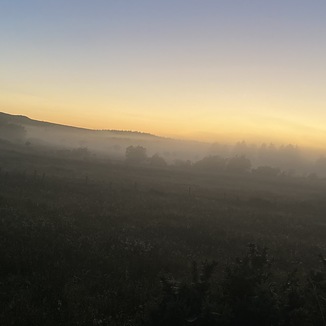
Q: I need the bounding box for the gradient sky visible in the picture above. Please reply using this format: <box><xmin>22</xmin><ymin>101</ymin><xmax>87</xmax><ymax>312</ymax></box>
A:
<box><xmin>1</xmin><ymin>1</ymin><xmax>326</xmax><ymax>147</ymax></box>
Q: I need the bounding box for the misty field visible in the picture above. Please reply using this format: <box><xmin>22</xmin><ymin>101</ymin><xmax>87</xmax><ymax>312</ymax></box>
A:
<box><xmin>1</xmin><ymin>145</ymin><xmax>326</xmax><ymax>325</ymax></box>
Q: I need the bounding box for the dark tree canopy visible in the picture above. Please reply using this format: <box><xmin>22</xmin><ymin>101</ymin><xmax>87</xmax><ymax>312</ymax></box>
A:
<box><xmin>226</xmin><ymin>155</ymin><xmax>252</xmax><ymax>174</ymax></box>
<box><xmin>125</xmin><ymin>145</ymin><xmax>147</xmax><ymax>164</ymax></box>
<box><xmin>149</xmin><ymin>153</ymin><xmax>167</xmax><ymax>167</ymax></box>
<box><xmin>193</xmin><ymin>155</ymin><xmax>226</xmax><ymax>172</ymax></box>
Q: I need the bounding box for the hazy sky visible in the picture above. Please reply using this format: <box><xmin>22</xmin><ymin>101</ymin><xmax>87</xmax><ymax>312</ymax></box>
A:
<box><xmin>1</xmin><ymin>1</ymin><xmax>326</xmax><ymax>147</ymax></box>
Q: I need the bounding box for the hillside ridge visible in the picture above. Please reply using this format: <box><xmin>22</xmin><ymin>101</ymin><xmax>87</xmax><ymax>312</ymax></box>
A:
<box><xmin>0</xmin><ymin>111</ymin><xmax>159</xmax><ymax>138</ymax></box>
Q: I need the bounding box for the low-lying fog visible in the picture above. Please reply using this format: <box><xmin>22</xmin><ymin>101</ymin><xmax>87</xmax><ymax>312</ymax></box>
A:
<box><xmin>2</xmin><ymin>112</ymin><xmax>326</xmax><ymax>177</ymax></box>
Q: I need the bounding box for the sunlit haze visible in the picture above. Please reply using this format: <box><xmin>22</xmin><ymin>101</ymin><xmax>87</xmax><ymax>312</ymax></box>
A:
<box><xmin>1</xmin><ymin>1</ymin><xmax>326</xmax><ymax>148</ymax></box>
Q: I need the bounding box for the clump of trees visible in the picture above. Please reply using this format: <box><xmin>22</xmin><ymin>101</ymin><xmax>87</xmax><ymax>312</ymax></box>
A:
<box><xmin>125</xmin><ymin>146</ymin><xmax>167</xmax><ymax>167</ymax></box>
<box><xmin>144</xmin><ymin>244</ymin><xmax>326</xmax><ymax>326</ymax></box>
<box><xmin>150</xmin><ymin>153</ymin><xmax>168</xmax><ymax>167</ymax></box>
<box><xmin>226</xmin><ymin>155</ymin><xmax>251</xmax><ymax>174</ymax></box>
<box><xmin>193</xmin><ymin>155</ymin><xmax>251</xmax><ymax>174</ymax></box>
<box><xmin>125</xmin><ymin>145</ymin><xmax>148</xmax><ymax>164</ymax></box>
<box><xmin>123</xmin><ymin>145</ymin><xmax>326</xmax><ymax>180</ymax></box>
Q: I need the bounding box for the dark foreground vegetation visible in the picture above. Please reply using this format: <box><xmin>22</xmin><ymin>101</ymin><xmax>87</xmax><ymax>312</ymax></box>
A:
<box><xmin>1</xmin><ymin>143</ymin><xmax>326</xmax><ymax>325</ymax></box>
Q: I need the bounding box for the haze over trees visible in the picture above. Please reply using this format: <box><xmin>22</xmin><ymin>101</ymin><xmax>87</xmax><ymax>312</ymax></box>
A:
<box><xmin>2</xmin><ymin>112</ymin><xmax>326</xmax><ymax>177</ymax></box>
<box><xmin>1</xmin><ymin>0</ymin><xmax>326</xmax><ymax>323</ymax></box>
<box><xmin>125</xmin><ymin>145</ymin><xmax>148</xmax><ymax>164</ymax></box>
<box><xmin>2</xmin><ymin>112</ymin><xmax>326</xmax><ymax>325</ymax></box>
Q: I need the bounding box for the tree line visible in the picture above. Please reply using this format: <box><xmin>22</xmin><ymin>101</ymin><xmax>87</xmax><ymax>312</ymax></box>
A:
<box><xmin>124</xmin><ymin>145</ymin><xmax>311</xmax><ymax>177</ymax></box>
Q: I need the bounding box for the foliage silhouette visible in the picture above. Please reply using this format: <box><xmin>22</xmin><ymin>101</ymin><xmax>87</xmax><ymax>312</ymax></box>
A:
<box><xmin>144</xmin><ymin>245</ymin><xmax>326</xmax><ymax>326</ymax></box>
<box><xmin>125</xmin><ymin>145</ymin><xmax>148</xmax><ymax>164</ymax></box>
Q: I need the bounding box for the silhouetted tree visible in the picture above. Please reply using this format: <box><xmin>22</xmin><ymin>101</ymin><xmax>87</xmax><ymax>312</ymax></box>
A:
<box><xmin>145</xmin><ymin>261</ymin><xmax>218</xmax><ymax>326</ymax></box>
<box><xmin>125</xmin><ymin>145</ymin><xmax>147</xmax><ymax>164</ymax></box>
<box><xmin>226</xmin><ymin>155</ymin><xmax>251</xmax><ymax>174</ymax></box>
<box><xmin>150</xmin><ymin>154</ymin><xmax>167</xmax><ymax>167</ymax></box>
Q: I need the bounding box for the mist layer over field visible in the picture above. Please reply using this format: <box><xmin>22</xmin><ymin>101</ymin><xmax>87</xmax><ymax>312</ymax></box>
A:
<box><xmin>1</xmin><ymin>1</ymin><xmax>326</xmax><ymax>324</ymax></box>
<box><xmin>1</xmin><ymin>116</ymin><xmax>326</xmax><ymax>325</ymax></box>
<box><xmin>2</xmin><ymin>112</ymin><xmax>326</xmax><ymax>178</ymax></box>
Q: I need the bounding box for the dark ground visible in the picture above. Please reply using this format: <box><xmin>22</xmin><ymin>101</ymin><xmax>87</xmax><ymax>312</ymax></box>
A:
<box><xmin>1</xmin><ymin>143</ymin><xmax>326</xmax><ymax>325</ymax></box>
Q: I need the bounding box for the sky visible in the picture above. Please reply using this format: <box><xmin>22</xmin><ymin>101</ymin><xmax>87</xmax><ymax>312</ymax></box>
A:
<box><xmin>1</xmin><ymin>1</ymin><xmax>326</xmax><ymax>147</ymax></box>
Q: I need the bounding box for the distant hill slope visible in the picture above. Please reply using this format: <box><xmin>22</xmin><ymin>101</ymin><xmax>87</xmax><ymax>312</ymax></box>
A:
<box><xmin>0</xmin><ymin>112</ymin><xmax>159</xmax><ymax>138</ymax></box>
<box><xmin>0</xmin><ymin>111</ymin><xmax>210</xmax><ymax>163</ymax></box>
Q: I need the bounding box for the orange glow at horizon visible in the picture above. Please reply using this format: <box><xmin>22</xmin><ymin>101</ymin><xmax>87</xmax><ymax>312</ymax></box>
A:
<box><xmin>1</xmin><ymin>1</ymin><xmax>326</xmax><ymax>151</ymax></box>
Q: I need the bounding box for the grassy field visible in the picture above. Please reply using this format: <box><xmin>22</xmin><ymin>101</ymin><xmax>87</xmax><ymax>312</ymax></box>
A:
<box><xmin>1</xmin><ymin>144</ymin><xmax>326</xmax><ymax>325</ymax></box>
